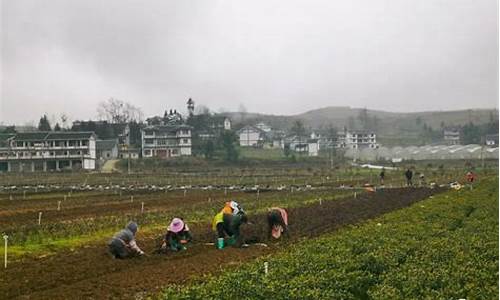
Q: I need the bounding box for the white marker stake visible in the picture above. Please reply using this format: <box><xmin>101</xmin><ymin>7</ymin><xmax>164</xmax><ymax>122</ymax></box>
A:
<box><xmin>141</xmin><ymin>202</ymin><xmax>144</xmax><ymax>214</ymax></box>
<box><xmin>264</xmin><ymin>262</ymin><xmax>269</xmax><ymax>275</ymax></box>
<box><xmin>23</xmin><ymin>191</ymin><xmax>26</xmax><ymax>199</ymax></box>
<box><xmin>319</xmin><ymin>198</ymin><xmax>322</xmax><ymax>205</ymax></box>
<box><xmin>131</xmin><ymin>196</ymin><xmax>134</xmax><ymax>203</ymax></box>
<box><xmin>257</xmin><ymin>189</ymin><xmax>260</xmax><ymax>200</ymax></box>
<box><xmin>57</xmin><ymin>201</ymin><xmax>61</xmax><ymax>211</ymax></box>
<box><xmin>3</xmin><ymin>235</ymin><xmax>8</xmax><ymax>268</ymax></box>
<box><xmin>224</xmin><ymin>187</ymin><xmax>227</xmax><ymax>195</ymax></box>
<box><xmin>9</xmin><ymin>194</ymin><xmax>13</xmax><ymax>201</ymax></box>
<box><xmin>64</xmin><ymin>195</ymin><xmax>67</xmax><ymax>201</ymax></box>
<box><xmin>184</xmin><ymin>189</ymin><xmax>187</xmax><ymax>197</ymax></box>
<box><xmin>354</xmin><ymin>192</ymin><xmax>357</xmax><ymax>199</ymax></box>
<box><xmin>38</xmin><ymin>212</ymin><xmax>42</xmax><ymax>225</ymax></box>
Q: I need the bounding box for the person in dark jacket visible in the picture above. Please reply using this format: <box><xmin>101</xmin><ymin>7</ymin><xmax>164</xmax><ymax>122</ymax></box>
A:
<box><xmin>108</xmin><ymin>221</ymin><xmax>144</xmax><ymax>259</ymax></box>
<box><xmin>404</xmin><ymin>169</ymin><xmax>413</xmax><ymax>186</ymax></box>
<box><xmin>160</xmin><ymin>217</ymin><xmax>192</xmax><ymax>252</ymax></box>
<box><xmin>379</xmin><ymin>168</ymin><xmax>385</xmax><ymax>185</ymax></box>
<box><xmin>267</xmin><ymin>207</ymin><xmax>289</xmax><ymax>239</ymax></box>
<box><xmin>212</xmin><ymin>212</ymin><xmax>248</xmax><ymax>249</ymax></box>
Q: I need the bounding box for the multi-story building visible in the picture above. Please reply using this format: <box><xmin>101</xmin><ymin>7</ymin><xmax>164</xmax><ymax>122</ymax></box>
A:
<box><xmin>0</xmin><ymin>132</ymin><xmax>96</xmax><ymax>172</ymax></box>
<box><xmin>141</xmin><ymin>125</ymin><xmax>192</xmax><ymax>158</ymax></box>
<box><xmin>443</xmin><ymin>128</ymin><xmax>460</xmax><ymax>145</ymax></box>
<box><xmin>337</xmin><ymin>129</ymin><xmax>377</xmax><ymax>149</ymax></box>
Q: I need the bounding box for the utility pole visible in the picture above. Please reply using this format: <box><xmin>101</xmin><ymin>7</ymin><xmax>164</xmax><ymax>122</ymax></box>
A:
<box><xmin>127</xmin><ymin>145</ymin><xmax>131</xmax><ymax>175</ymax></box>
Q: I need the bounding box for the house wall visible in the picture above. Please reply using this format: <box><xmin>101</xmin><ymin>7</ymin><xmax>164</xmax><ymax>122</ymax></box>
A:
<box><xmin>239</xmin><ymin>131</ymin><xmax>261</xmax><ymax>146</ymax></box>
<box><xmin>308</xmin><ymin>143</ymin><xmax>319</xmax><ymax>156</ymax></box>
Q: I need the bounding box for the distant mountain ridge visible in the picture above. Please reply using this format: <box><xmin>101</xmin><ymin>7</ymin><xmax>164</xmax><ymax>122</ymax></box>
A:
<box><xmin>226</xmin><ymin>106</ymin><xmax>497</xmax><ymax>129</ymax></box>
<box><xmin>225</xmin><ymin>106</ymin><xmax>498</xmax><ymax>146</ymax></box>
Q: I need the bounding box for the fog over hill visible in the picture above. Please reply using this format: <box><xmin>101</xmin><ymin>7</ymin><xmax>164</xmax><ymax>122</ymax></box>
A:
<box><xmin>226</xmin><ymin>107</ymin><xmax>498</xmax><ymax>130</ymax></box>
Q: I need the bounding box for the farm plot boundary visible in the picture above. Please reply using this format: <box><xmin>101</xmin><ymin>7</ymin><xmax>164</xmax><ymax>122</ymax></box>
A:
<box><xmin>0</xmin><ymin>187</ymin><xmax>443</xmax><ymax>299</ymax></box>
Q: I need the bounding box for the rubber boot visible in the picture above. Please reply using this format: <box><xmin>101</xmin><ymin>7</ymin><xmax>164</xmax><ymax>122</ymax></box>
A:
<box><xmin>217</xmin><ymin>238</ymin><xmax>225</xmax><ymax>249</ymax></box>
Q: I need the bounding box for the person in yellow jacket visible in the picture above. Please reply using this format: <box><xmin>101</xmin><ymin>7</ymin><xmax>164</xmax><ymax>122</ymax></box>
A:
<box><xmin>212</xmin><ymin>210</ymin><xmax>248</xmax><ymax>249</ymax></box>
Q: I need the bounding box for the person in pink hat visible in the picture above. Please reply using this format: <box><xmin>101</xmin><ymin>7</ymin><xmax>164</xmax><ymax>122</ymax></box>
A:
<box><xmin>159</xmin><ymin>217</ymin><xmax>192</xmax><ymax>252</ymax></box>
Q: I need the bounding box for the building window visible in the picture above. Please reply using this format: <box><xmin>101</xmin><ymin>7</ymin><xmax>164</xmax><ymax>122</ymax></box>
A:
<box><xmin>145</xmin><ymin>150</ymin><xmax>151</xmax><ymax>156</ymax></box>
<box><xmin>183</xmin><ymin>139</ymin><xmax>189</xmax><ymax>144</ymax></box>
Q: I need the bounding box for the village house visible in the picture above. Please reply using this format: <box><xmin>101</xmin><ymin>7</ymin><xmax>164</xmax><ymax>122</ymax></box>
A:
<box><xmin>237</xmin><ymin>125</ymin><xmax>266</xmax><ymax>147</ymax></box>
<box><xmin>141</xmin><ymin>125</ymin><xmax>192</xmax><ymax>158</ymax></box>
<box><xmin>255</xmin><ymin>122</ymin><xmax>272</xmax><ymax>133</ymax></box>
<box><xmin>284</xmin><ymin>136</ymin><xmax>320</xmax><ymax>156</ymax></box>
<box><xmin>337</xmin><ymin>129</ymin><xmax>377</xmax><ymax>149</ymax></box>
<box><xmin>443</xmin><ymin>127</ymin><xmax>461</xmax><ymax>145</ymax></box>
<box><xmin>0</xmin><ymin>132</ymin><xmax>97</xmax><ymax>172</ymax></box>
<box><xmin>96</xmin><ymin>139</ymin><xmax>119</xmax><ymax>160</ymax></box>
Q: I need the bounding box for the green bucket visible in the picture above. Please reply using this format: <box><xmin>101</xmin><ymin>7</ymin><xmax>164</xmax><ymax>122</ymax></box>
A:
<box><xmin>217</xmin><ymin>238</ymin><xmax>225</xmax><ymax>249</ymax></box>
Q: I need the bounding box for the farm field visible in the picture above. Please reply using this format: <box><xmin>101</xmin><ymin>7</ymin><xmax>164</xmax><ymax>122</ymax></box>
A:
<box><xmin>162</xmin><ymin>176</ymin><xmax>499</xmax><ymax>300</ymax></box>
<box><xmin>0</xmin><ymin>162</ymin><xmax>496</xmax><ymax>299</ymax></box>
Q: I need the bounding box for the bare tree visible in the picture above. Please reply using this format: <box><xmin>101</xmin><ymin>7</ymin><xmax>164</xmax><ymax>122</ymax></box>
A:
<box><xmin>195</xmin><ymin>105</ymin><xmax>211</xmax><ymax>115</ymax></box>
<box><xmin>238</xmin><ymin>103</ymin><xmax>248</xmax><ymax>121</ymax></box>
<box><xmin>60</xmin><ymin>114</ymin><xmax>68</xmax><ymax>129</ymax></box>
<box><xmin>97</xmin><ymin>98</ymin><xmax>144</xmax><ymax>123</ymax></box>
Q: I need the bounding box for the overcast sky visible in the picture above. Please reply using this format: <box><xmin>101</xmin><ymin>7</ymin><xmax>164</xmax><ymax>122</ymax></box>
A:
<box><xmin>1</xmin><ymin>0</ymin><xmax>498</xmax><ymax>125</ymax></box>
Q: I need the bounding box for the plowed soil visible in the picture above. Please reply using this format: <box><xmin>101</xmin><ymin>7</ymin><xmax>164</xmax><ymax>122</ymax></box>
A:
<box><xmin>0</xmin><ymin>187</ymin><xmax>443</xmax><ymax>299</ymax></box>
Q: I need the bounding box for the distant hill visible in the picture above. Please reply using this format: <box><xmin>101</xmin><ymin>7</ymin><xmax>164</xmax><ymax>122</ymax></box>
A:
<box><xmin>225</xmin><ymin>107</ymin><xmax>498</xmax><ymax>146</ymax></box>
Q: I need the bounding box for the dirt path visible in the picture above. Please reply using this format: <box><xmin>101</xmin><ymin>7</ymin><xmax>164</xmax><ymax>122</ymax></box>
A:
<box><xmin>101</xmin><ymin>160</ymin><xmax>120</xmax><ymax>173</ymax></box>
<box><xmin>0</xmin><ymin>187</ymin><xmax>443</xmax><ymax>299</ymax></box>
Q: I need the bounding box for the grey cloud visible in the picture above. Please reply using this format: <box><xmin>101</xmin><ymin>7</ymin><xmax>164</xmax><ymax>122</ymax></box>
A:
<box><xmin>1</xmin><ymin>0</ymin><xmax>498</xmax><ymax>124</ymax></box>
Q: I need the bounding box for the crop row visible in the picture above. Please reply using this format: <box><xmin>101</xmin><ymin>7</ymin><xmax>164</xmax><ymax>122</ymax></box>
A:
<box><xmin>161</xmin><ymin>176</ymin><xmax>498</xmax><ymax>299</ymax></box>
<box><xmin>1</xmin><ymin>188</ymin><xmax>353</xmax><ymax>253</ymax></box>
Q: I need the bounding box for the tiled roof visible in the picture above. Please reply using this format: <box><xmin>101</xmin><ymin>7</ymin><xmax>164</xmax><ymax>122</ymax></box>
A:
<box><xmin>96</xmin><ymin>139</ymin><xmax>118</xmax><ymax>150</ymax></box>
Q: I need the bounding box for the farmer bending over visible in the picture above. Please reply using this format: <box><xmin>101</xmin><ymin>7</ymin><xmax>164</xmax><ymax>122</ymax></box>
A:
<box><xmin>160</xmin><ymin>217</ymin><xmax>192</xmax><ymax>252</ymax></box>
<box><xmin>108</xmin><ymin>221</ymin><xmax>144</xmax><ymax>259</ymax></box>
<box><xmin>221</xmin><ymin>200</ymin><xmax>244</xmax><ymax>215</ymax></box>
<box><xmin>212</xmin><ymin>211</ymin><xmax>248</xmax><ymax>249</ymax></box>
<box><xmin>267</xmin><ymin>207</ymin><xmax>289</xmax><ymax>239</ymax></box>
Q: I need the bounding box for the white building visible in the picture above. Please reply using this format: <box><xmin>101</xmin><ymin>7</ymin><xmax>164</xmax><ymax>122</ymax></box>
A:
<box><xmin>286</xmin><ymin>136</ymin><xmax>319</xmax><ymax>156</ymax></box>
<box><xmin>141</xmin><ymin>125</ymin><xmax>192</xmax><ymax>158</ymax></box>
<box><xmin>0</xmin><ymin>132</ymin><xmax>96</xmax><ymax>172</ymax></box>
<box><xmin>255</xmin><ymin>122</ymin><xmax>272</xmax><ymax>133</ymax></box>
<box><xmin>237</xmin><ymin>126</ymin><xmax>265</xmax><ymax>147</ymax></box>
<box><xmin>337</xmin><ymin>129</ymin><xmax>377</xmax><ymax>149</ymax></box>
<box><xmin>443</xmin><ymin>128</ymin><xmax>460</xmax><ymax>145</ymax></box>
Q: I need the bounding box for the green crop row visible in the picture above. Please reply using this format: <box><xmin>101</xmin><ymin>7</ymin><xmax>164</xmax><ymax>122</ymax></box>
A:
<box><xmin>161</xmin><ymin>177</ymin><xmax>499</xmax><ymax>299</ymax></box>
